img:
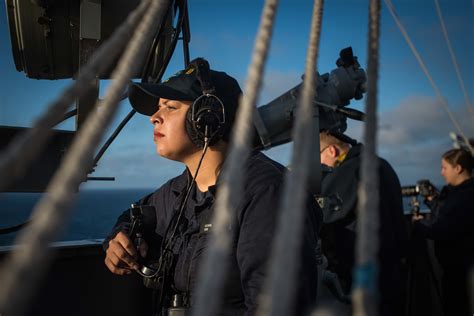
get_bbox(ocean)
[0,189,426,247]
[0,189,154,247]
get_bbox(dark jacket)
[104,151,322,315]
[414,177,474,316]
[415,177,474,268]
[320,143,408,315]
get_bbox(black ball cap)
[128,61,242,116]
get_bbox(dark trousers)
[442,267,470,316]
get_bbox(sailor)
[103,58,321,315]
[317,130,408,316]
[412,148,474,316]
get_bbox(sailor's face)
[149,98,198,161]
[441,158,458,185]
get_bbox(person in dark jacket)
[413,148,474,316]
[103,58,321,315]
[318,130,408,316]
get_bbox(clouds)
[379,96,450,145]
[346,95,473,186]
[260,69,302,104]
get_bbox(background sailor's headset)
[185,58,226,148]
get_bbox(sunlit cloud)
[260,69,301,104]
[347,95,473,186]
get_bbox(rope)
[383,0,474,155]
[0,1,170,315]
[433,0,474,119]
[256,1,324,315]
[191,1,279,315]
[352,0,381,315]
[0,0,151,193]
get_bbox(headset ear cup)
[186,58,226,148]
[187,95,225,148]
[196,96,222,135]
[185,107,205,148]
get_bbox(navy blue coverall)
[104,151,322,315]
[319,143,408,316]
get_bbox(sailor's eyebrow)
[158,99,170,107]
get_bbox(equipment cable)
[0,221,29,235]
[135,141,209,279]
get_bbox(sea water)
[0,188,154,246]
[0,189,428,247]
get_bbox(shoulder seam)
[250,153,285,175]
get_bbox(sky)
[0,0,472,190]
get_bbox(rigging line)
[0,0,152,193]
[191,1,279,316]
[256,1,324,316]
[353,0,380,316]
[0,1,171,315]
[384,0,474,155]
[433,0,474,118]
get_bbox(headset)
[185,58,226,148]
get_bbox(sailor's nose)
[150,109,163,125]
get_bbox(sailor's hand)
[425,194,435,202]
[105,231,144,275]
[412,214,424,222]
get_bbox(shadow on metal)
[0,240,153,316]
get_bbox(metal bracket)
[80,0,101,40]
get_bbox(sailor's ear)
[329,144,338,158]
